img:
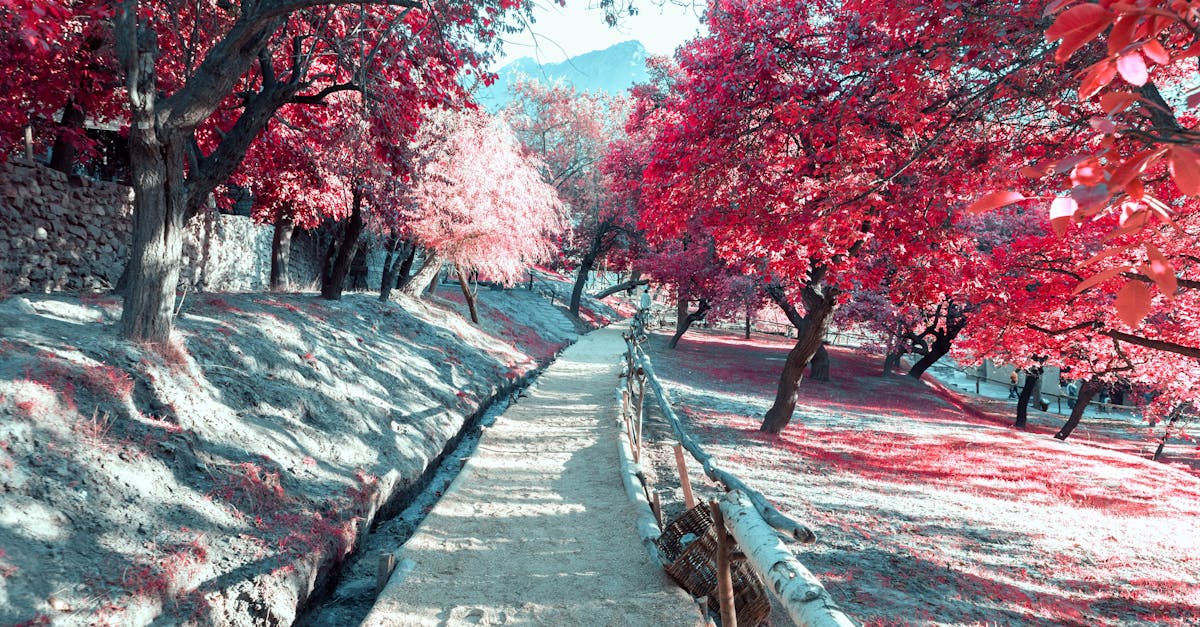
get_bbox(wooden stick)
[614,388,665,566]
[651,491,663,527]
[626,417,637,463]
[376,552,396,594]
[674,443,696,509]
[710,501,737,627]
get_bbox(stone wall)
[0,157,133,293]
[182,214,322,293]
[0,158,321,294]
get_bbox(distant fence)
[525,270,566,306]
[924,359,1140,417]
[684,313,1140,417]
[614,314,854,627]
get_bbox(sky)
[491,0,708,67]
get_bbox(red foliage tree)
[0,3,121,169]
[636,0,1086,434]
[90,1,529,342]
[504,79,634,317]
[955,1,1200,437]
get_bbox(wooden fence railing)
[615,315,855,627]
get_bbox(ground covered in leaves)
[0,279,615,627]
[643,327,1200,626]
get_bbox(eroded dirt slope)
[0,283,615,626]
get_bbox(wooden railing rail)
[616,315,855,627]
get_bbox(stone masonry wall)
[0,158,320,294]
[0,157,133,293]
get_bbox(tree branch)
[1104,329,1200,360]
[1028,321,1200,360]
[290,82,361,104]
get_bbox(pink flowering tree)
[404,108,565,323]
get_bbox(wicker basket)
[658,504,772,626]
[658,502,714,564]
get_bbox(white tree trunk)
[719,491,855,627]
[614,387,663,567]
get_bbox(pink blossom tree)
[404,107,565,322]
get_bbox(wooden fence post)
[710,501,737,627]
[674,443,695,509]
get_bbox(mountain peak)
[477,41,650,111]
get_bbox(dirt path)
[362,326,702,626]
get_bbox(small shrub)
[81,364,135,401]
[0,548,17,578]
[203,297,243,314]
[348,469,378,514]
[80,293,119,309]
[120,534,208,606]
[254,298,302,313]
[74,409,114,449]
[137,339,191,373]
[211,462,291,518]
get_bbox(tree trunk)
[882,352,902,376]
[114,8,294,341]
[320,224,340,286]
[593,278,648,299]
[628,269,642,289]
[670,298,688,347]
[320,188,364,301]
[402,251,442,298]
[668,298,710,349]
[117,23,189,344]
[379,239,398,301]
[1055,377,1100,440]
[744,303,752,340]
[1153,406,1184,461]
[270,215,295,292]
[763,340,816,434]
[119,130,187,343]
[49,100,86,175]
[381,240,415,302]
[569,252,597,316]
[456,266,480,324]
[1014,369,1041,428]
[809,344,830,381]
[907,338,951,379]
[348,245,370,292]
[428,266,442,295]
[761,288,836,434]
[394,243,417,291]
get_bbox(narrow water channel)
[294,374,540,626]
